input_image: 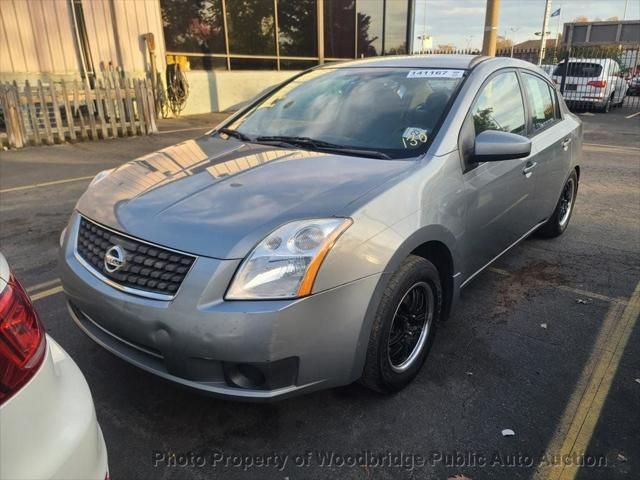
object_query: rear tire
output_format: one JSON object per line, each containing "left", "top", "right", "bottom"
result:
{"left": 537, "top": 170, "right": 578, "bottom": 238}
{"left": 360, "top": 255, "right": 441, "bottom": 393}
{"left": 600, "top": 94, "right": 612, "bottom": 113}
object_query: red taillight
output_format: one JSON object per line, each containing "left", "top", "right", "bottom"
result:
{"left": 0, "top": 275, "right": 46, "bottom": 405}
{"left": 587, "top": 80, "right": 607, "bottom": 88}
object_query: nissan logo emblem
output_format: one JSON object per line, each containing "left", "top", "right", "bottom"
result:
{"left": 104, "top": 245, "right": 126, "bottom": 273}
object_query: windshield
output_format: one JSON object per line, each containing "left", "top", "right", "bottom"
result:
{"left": 227, "top": 67, "right": 464, "bottom": 159}
{"left": 553, "top": 62, "right": 603, "bottom": 78}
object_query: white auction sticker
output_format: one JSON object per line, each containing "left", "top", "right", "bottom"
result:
{"left": 407, "top": 69, "right": 465, "bottom": 79}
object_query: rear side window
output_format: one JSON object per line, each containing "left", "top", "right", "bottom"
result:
{"left": 471, "top": 72, "right": 526, "bottom": 136}
{"left": 522, "top": 74, "right": 557, "bottom": 132}
{"left": 553, "top": 62, "right": 603, "bottom": 78}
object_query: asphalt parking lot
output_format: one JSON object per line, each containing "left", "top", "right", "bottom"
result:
{"left": 1, "top": 108, "right": 638, "bottom": 480}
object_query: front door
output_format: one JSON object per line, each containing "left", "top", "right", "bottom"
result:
{"left": 461, "top": 70, "right": 537, "bottom": 280}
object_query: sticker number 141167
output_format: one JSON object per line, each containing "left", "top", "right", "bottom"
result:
{"left": 407, "top": 69, "right": 465, "bottom": 79}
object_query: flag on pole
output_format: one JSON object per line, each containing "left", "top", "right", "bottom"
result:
{"left": 550, "top": 8, "right": 561, "bottom": 17}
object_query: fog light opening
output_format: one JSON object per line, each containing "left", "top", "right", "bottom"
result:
{"left": 224, "top": 363, "right": 266, "bottom": 389}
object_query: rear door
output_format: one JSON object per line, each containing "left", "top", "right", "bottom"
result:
{"left": 520, "top": 71, "right": 573, "bottom": 221}
{"left": 460, "top": 70, "right": 537, "bottom": 278}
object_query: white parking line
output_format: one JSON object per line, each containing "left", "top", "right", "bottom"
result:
{"left": 625, "top": 111, "right": 640, "bottom": 119}
{"left": 583, "top": 142, "right": 640, "bottom": 151}
{"left": 0, "top": 175, "right": 94, "bottom": 194}
{"left": 156, "top": 126, "right": 213, "bottom": 134}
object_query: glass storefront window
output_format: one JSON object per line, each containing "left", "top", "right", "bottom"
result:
{"left": 280, "top": 59, "right": 318, "bottom": 70}
{"left": 161, "top": 0, "right": 226, "bottom": 54}
{"left": 184, "top": 56, "right": 228, "bottom": 70}
{"left": 226, "top": 0, "right": 276, "bottom": 55}
{"left": 324, "top": 0, "right": 356, "bottom": 58}
{"left": 357, "top": 0, "right": 383, "bottom": 57}
{"left": 278, "top": 0, "right": 317, "bottom": 57}
{"left": 161, "top": 0, "right": 412, "bottom": 70}
{"left": 384, "top": 0, "right": 408, "bottom": 54}
{"left": 230, "top": 58, "right": 277, "bottom": 70}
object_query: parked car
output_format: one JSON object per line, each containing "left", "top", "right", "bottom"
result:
{"left": 627, "top": 76, "right": 640, "bottom": 96}
{"left": 0, "top": 253, "right": 108, "bottom": 479}
{"left": 539, "top": 64, "right": 556, "bottom": 77}
{"left": 60, "top": 55, "right": 581, "bottom": 400}
{"left": 551, "top": 58, "right": 628, "bottom": 111}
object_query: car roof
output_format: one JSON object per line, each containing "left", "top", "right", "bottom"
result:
{"left": 562, "top": 58, "right": 613, "bottom": 64}
{"left": 319, "top": 54, "right": 539, "bottom": 72}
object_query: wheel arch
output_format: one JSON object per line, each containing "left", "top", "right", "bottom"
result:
{"left": 350, "top": 225, "right": 460, "bottom": 381}
{"left": 410, "top": 240, "right": 455, "bottom": 323}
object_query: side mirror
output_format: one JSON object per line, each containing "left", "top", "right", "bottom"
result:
{"left": 474, "top": 130, "right": 532, "bottom": 162}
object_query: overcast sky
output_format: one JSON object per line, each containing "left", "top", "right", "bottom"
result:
{"left": 413, "top": 0, "right": 640, "bottom": 49}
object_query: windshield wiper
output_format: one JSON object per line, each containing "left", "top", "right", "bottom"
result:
{"left": 217, "top": 127, "right": 253, "bottom": 142}
{"left": 255, "top": 135, "right": 391, "bottom": 159}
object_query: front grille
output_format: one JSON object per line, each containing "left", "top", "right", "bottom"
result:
{"left": 76, "top": 216, "right": 195, "bottom": 298}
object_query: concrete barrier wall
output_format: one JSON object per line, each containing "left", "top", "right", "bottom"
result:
{"left": 181, "top": 70, "right": 300, "bottom": 115}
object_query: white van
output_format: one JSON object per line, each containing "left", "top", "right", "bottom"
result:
{"left": 552, "top": 58, "right": 628, "bottom": 112}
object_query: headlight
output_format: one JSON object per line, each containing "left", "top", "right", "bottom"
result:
{"left": 226, "top": 218, "right": 352, "bottom": 300}
{"left": 89, "top": 168, "right": 114, "bottom": 187}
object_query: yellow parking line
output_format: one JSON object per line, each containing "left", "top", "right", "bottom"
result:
{"left": 0, "top": 175, "right": 94, "bottom": 194}
{"left": 536, "top": 280, "right": 640, "bottom": 480}
{"left": 26, "top": 278, "right": 61, "bottom": 293}
{"left": 30, "top": 285, "right": 64, "bottom": 301}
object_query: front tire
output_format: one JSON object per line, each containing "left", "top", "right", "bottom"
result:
{"left": 537, "top": 170, "right": 578, "bottom": 238}
{"left": 360, "top": 255, "right": 441, "bottom": 393}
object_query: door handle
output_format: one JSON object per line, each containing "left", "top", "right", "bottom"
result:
{"left": 523, "top": 161, "right": 537, "bottom": 177}
{"left": 561, "top": 138, "right": 572, "bottom": 150}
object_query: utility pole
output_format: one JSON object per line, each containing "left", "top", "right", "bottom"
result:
{"left": 538, "top": 0, "right": 552, "bottom": 65}
{"left": 482, "top": 0, "right": 500, "bottom": 56}
{"left": 317, "top": 0, "right": 324, "bottom": 64}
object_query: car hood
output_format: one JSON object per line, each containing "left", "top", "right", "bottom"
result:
{"left": 76, "top": 136, "right": 414, "bottom": 259}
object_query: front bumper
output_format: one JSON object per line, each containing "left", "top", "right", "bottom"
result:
{"left": 0, "top": 336, "right": 108, "bottom": 480}
{"left": 60, "top": 213, "right": 380, "bottom": 401}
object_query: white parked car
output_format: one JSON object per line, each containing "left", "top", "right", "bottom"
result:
{"left": 539, "top": 64, "right": 556, "bottom": 76}
{"left": 552, "top": 58, "right": 628, "bottom": 112}
{"left": 0, "top": 253, "right": 108, "bottom": 480}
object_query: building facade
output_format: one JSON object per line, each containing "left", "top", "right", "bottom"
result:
{"left": 0, "top": 0, "right": 415, "bottom": 115}
{"left": 0, "top": 0, "right": 164, "bottom": 83}
{"left": 562, "top": 20, "right": 640, "bottom": 47}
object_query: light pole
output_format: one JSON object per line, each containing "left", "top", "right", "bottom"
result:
{"left": 538, "top": 0, "right": 552, "bottom": 65}
{"left": 509, "top": 27, "right": 520, "bottom": 57}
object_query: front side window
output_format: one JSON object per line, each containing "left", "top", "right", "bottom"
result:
{"left": 228, "top": 68, "right": 464, "bottom": 158}
{"left": 471, "top": 72, "right": 526, "bottom": 136}
{"left": 522, "top": 73, "right": 556, "bottom": 132}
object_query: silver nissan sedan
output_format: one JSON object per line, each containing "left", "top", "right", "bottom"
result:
{"left": 60, "top": 55, "right": 581, "bottom": 400}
